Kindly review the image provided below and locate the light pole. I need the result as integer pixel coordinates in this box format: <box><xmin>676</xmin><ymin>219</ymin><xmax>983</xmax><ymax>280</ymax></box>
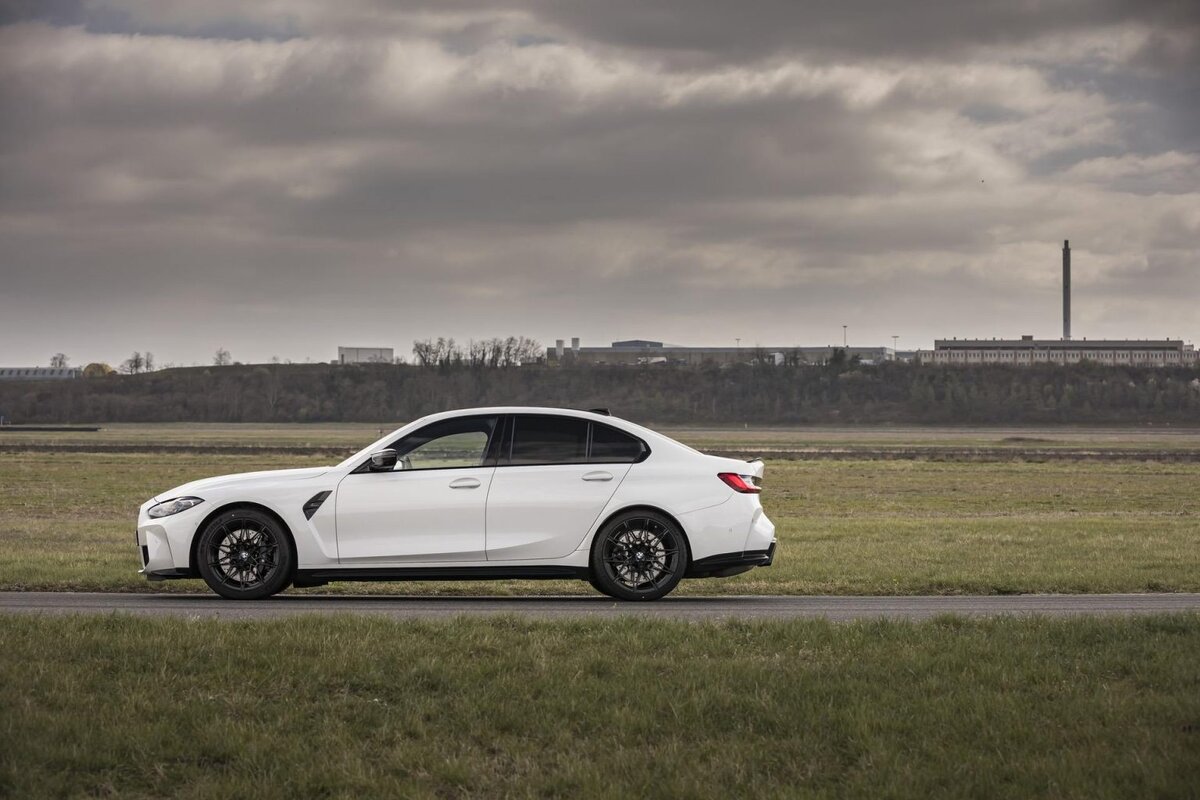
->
<box><xmin>842</xmin><ymin>326</ymin><xmax>847</xmax><ymax>348</ymax></box>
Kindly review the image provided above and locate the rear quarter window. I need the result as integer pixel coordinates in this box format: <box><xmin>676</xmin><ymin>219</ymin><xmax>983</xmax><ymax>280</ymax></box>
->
<box><xmin>590</xmin><ymin>423</ymin><xmax>647</xmax><ymax>463</ymax></box>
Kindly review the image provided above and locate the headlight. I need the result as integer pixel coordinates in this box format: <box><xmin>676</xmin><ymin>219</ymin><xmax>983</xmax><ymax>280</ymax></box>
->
<box><xmin>147</xmin><ymin>497</ymin><xmax>204</xmax><ymax>518</ymax></box>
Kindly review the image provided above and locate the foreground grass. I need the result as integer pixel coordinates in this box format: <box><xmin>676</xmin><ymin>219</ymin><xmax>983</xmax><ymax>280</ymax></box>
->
<box><xmin>1</xmin><ymin>614</ymin><xmax>1198</xmax><ymax>799</ymax></box>
<box><xmin>1</xmin><ymin>451</ymin><xmax>1199</xmax><ymax>594</ymax></box>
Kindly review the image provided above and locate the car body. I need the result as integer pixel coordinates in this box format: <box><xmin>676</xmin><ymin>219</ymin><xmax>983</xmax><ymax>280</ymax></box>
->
<box><xmin>136</xmin><ymin>407</ymin><xmax>776</xmax><ymax>600</ymax></box>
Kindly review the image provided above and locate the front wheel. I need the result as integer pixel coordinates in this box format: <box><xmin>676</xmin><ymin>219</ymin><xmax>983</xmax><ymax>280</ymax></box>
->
<box><xmin>196</xmin><ymin>508</ymin><xmax>294</xmax><ymax>600</ymax></box>
<box><xmin>589</xmin><ymin>511</ymin><xmax>688</xmax><ymax>601</ymax></box>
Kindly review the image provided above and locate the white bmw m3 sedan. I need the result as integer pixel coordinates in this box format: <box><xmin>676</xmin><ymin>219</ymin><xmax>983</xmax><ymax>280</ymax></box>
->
<box><xmin>136</xmin><ymin>407</ymin><xmax>776</xmax><ymax>600</ymax></box>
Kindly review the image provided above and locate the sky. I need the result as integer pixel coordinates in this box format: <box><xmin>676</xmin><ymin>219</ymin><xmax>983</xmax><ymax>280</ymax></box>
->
<box><xmin>1</xmin><ymin>0</ymin><xmax>1197</xmax><ymax>367</ymax></box>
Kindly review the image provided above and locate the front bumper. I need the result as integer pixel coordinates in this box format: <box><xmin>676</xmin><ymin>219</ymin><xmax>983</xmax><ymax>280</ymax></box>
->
<box><xmin>136</xmin><ymin>506</ymin><xmax>204</xmax><ymax>579</ymax></box>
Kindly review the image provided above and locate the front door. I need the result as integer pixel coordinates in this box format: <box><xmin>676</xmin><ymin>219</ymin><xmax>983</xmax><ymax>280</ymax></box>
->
<box><xmin>335</xmin><ymin>415</ymin><xmax>500</xmax><ymax>563</ymax></box>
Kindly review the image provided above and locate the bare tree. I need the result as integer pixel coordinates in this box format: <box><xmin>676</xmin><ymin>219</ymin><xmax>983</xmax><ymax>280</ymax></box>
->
<box><xmin>412</xmin><ymin>338</ymin><xmax>463</xmax><ymax>367</ymax></box>
<box><xmin>513</xmin><ymin>336</ymin><xmax>543</xmax><ymax>365</ymax></box>
<box><xmin>143</xmin><ymin>352</ymin><xmax>155</xmax><ymax>372</ymax></box>
<box><xmin>412</xmin><ymin>339</ymin><xmax>437</xmax><ymax>366</ymax></box>
<box><xmin>120</xmin><ymin>351</ymin><xmax>145</xmax><ymax>374</ymax></box>
<box><xmin>213</xmin><ymin>347</ymin><xmax>232</xmax><ymax>366</ymax></box>
<box><xmin>467</xmin><ymin>339</ymin><xmax>489</xmax><ymax>367</ymax></box>
<box><xmin>49</xmin><ymin>353</ymin><xmax>69</xmax><ymax>368</ymax></box>
<box><xmin>415</xmin><ymin>336</ymin><xmax>542</xmax><ymax>368</ymax></box>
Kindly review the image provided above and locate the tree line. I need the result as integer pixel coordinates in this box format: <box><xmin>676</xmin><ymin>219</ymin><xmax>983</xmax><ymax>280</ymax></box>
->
<box><xmin>2</xmin><ymin>361</ymin><xmax>1199</xmax><ymax>425</ymax></box>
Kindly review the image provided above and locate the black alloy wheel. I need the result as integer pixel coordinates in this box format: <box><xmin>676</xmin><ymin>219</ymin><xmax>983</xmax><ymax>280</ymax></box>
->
<box><xmin>589</xmin><ymin>511</ymin><xmax>688</xmax><ymax>601</ymax></box>
<box><xmin>196</xmin><ymin>508</ymin><xmax>295</xmax><ymax>600</ymax></box>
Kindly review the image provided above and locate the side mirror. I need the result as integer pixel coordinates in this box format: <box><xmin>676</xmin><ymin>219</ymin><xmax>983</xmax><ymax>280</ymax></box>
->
<box><xmin>368</xmin><ymin>449</ymin><xmax>399</xmax><ymax>472</ymax></box>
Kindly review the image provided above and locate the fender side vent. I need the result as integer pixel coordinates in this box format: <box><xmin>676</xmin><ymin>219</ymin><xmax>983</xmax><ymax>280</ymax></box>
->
<box><xmin>303</xmin><ymin>491</ymin><xmax>331</xmax><ymax>520</ymax></box>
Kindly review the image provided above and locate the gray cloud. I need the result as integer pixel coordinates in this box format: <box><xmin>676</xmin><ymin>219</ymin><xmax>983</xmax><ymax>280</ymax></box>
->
<box><xmin>0</xmin><ymin>1</ymin><xmax>1197</xmax><ymax>367</ymax></box>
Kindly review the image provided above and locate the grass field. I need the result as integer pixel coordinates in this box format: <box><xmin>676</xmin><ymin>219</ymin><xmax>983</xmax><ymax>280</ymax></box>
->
<box><xmin>2</xmin><ymin>614</ymin><xmax>1197</xmax><ymax>799</ymax></box>
<box><xmin>1</xmin><ymin>424</ymin><xmax>1198</xmax><ymax>594</ymax></box>
<box><xmin>3</xmin><ymin>426</ymin><xmax>1198</xmax><ymax>799</ymax></box>
<box><xmin>4</xmin><ymin>422</ymin><xmax>1200</xmax><ymax>451</ymax></box>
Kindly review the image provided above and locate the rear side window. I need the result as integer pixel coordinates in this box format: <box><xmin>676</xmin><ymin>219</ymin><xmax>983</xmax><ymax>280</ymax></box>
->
<box><xmin>590</xmin><ymin>423</ymin><xmax>647</xmax><ymax>463</ymax></box>
<box><xmin>510</xmin><ymin>415</ymin><xmax>589</xmax><ymax>465</ymax></box>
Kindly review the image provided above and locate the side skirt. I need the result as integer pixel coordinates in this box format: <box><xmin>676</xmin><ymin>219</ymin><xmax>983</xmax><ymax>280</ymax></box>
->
<box><xmin>295</xmin><ymin>565</ymin><xmax>590</xmax><ymax>583</ymax></box>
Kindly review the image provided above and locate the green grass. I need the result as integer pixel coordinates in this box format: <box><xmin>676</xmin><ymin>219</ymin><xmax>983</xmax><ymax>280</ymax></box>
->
<box><xmin>1</xmin><ymin>614</ymin><xmax>1198</xmax><ymax>799</ymax></box>
<box><xmin>1</xmin><ymin>451</ymin><xmax>1199</xmax><ymax>594</ymax></box>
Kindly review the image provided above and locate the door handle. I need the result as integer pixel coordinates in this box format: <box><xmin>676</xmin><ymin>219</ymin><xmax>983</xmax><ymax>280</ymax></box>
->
<box><xmin>449</xmin><ymin>477</ymin><xmax>481</xmax><ymax>489</ymax></box>
<box><xmin>582</xmin><ymin>471</ymin><xmax>614</xmax><ymax>482</ymax></box>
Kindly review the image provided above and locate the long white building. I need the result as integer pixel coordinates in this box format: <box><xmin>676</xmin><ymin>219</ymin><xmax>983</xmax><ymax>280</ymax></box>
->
<box><xmin>920</xmin><ymin>337</ymin><xmax>1197</xmax><ymax>367</ymax></box>
<box><xmin>0</xmin><ymin>367</ymin><xmax>81</xmax><ymax>380</ymax></box>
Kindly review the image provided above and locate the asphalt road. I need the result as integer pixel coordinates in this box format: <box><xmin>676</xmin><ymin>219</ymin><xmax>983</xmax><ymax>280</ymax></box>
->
<box><xmin>2</xmin><ymin>592</ymin><xmax>1199</xmax><ymax>621</ymax></box>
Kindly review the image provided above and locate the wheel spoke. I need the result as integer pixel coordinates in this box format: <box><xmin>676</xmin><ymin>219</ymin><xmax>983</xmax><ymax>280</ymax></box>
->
<box><xmin>600</xmin><ymin>520</ymin><xmax>678</xmax><ymax>590</ymax></box>
<box><xmin>206</xmin><ymin>520</ymin><xmax>280</xmax><ymax>591</ymax></box>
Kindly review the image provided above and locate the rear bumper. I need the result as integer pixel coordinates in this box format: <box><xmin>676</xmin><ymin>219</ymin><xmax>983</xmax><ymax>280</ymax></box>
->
<box><xmin>686</xmin><ymin>542</ymin><xmax>775</xmax><ymax>578</ymax></box>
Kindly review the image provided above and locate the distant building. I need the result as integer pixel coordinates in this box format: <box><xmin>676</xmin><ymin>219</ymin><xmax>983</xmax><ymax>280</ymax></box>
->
<box><xmin>924</xmin><ymin>241</ymin><xmax>1199</xmax><ymax>368</ymax></box>
<box><xmin>337</xmin><ymin>346</ymin><xmax>394</xmax><ymax>364</ymax></box>
<box><xmin>0</xmin><ymin>367</ymin><xmax>81</xmax><ymax>380</ymax></box>
<box><xmin>547</xmin><ymin>338</ymin><xmax>894</xmax><ymax>366</ymax></box>
<box><xmin>920</xmin><ymin>337</ymin><xmax>1198</xmax><ymax>367</ymax></box>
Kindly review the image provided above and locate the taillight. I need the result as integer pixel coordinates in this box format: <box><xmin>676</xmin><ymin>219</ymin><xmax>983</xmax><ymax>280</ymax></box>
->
<box><xmin>718</xmin><ymin>473</ymin><xmax>761</xmax><ymax>493</ymax></box>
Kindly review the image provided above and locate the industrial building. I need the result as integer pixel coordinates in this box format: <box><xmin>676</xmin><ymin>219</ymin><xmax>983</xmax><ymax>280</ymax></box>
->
<box><xmin>919</xmin><ymin>240</ymin><xmax>1197</xmax><ymax>367</ymax></box>
<box><xmin>336</xmin><ymin>346</ymin><xmax>394</xmax><ymax>364</ymax></box>
<box><xmin>923</xmin><ymin>338</ymin><xmax>1197</xmax><ymax>366</ymax></box>
<box><xmin>0</xmin><ymin>367</ymin><xmax>81</xmax><ymax>380</ymax></box>
<box><xmin>547</xmin><ymin>338</ymin><xmax>893</xmax><ymax>365</ymax></box>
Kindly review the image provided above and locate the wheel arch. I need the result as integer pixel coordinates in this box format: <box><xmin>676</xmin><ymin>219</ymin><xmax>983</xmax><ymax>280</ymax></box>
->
<box><xmin>589</xmin><ymin>504</ymin><xmax>692</xmax><ymax>566</ymax></box>
<box><xmin>188</xmin><ymin>501</ymin><xmax>298</xmax><ymax>578</ymax></box>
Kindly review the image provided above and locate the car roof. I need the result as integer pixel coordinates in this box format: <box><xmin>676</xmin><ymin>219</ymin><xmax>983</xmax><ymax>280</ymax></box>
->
<box><xmin>423</xmin><ymin>406</ymin><xmax>614</xmax><ymax>420</ymax></box>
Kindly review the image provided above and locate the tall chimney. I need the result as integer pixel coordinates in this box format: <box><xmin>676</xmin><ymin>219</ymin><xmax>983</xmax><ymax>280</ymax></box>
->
<box><xmin>1062</xmin><ymin>239</ymin><xmax>1071</xmax><ymax>340</ymax></box>
<box><xmin>555</xmin><ymin>339</ymin><xmax>564</xmax><ymax>359</ymax></box>
<box><xmin>571</xmin><ymin>337</ymin><xmax>580</xmax><ymax>353</ymax></box>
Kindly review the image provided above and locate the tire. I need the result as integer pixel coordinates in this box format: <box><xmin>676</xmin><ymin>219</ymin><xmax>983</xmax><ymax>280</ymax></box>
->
<box><xmin>586</xmin><ymin>574</ymin><xmax>616</xmax><ymax>599</ymax></box>
<box><xmin>195</xmin><ymin>508</ymin><xmax>295</xmax><ymax>600</ymax></box>
<box><xmin>589</xmin><ymin>510</ymin><xmax>689</xmax><ymax>601</ymax></box>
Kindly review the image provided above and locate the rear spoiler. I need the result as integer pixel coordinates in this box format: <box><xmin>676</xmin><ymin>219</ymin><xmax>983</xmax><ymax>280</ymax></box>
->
<box><xmin>744</xmin><ymin>457</ymin><xmax>765</xmax><ymax>479</ymax></box>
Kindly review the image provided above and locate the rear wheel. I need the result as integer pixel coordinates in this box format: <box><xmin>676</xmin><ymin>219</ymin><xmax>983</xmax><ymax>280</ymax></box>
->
<box><xmin>589</xmin><ymin>511</ymin><xmax>688</xmax><ymax>601</ymax></box>
<box><xmin>196</xmin><ymin>508</ymin><xmax>294</xmax><ymax>600</ymax></box>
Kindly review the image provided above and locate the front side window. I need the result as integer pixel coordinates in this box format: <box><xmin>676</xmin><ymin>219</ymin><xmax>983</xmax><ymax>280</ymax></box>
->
<box><xmin>389</xmin><ymin>415</ymin><xmax>498</xmax><ymax>470</ymax></box>
<box><xmin>509</xmin><ymin>415</ymin><xmax>589</xmax><ymax>465</ymax></box>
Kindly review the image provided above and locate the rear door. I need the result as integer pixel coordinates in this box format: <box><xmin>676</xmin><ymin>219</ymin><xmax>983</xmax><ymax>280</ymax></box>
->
<box><xmin>485</xmin><ymin>414</ymin><xmax>644</xmax><ymax>560</ymax></box>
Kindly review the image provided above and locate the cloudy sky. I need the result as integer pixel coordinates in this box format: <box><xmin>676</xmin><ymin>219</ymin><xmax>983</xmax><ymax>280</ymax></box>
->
<box><xmin>1</xmin><ymin>0</ymin><xmax>1197</xmax><ymax>367</ymax></box>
